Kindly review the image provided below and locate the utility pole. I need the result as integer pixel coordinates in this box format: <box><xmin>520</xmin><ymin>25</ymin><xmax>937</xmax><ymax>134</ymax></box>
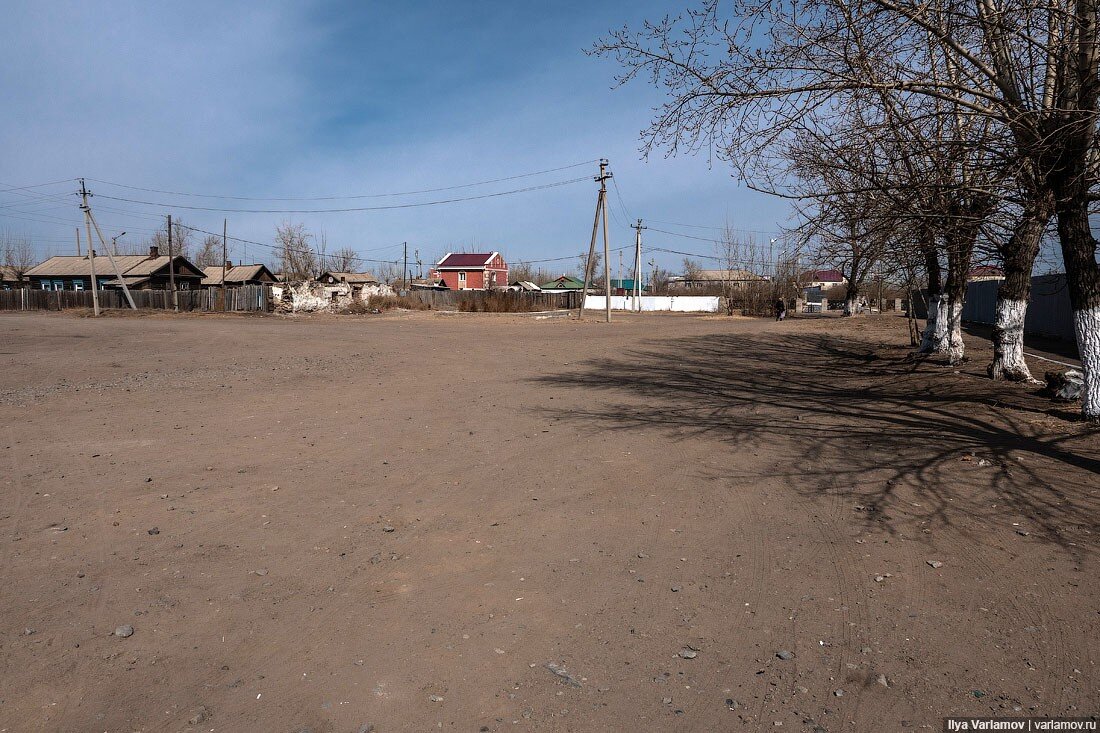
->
<box><xmin>632</xmin><ymin>219</ymin><xmax>646</xmax><ymax>312</ymax></box>
<box><xmin>649</xmin><ymin>258</ymin><xmax>657</xmax><ymax>296</ymax></box>
<box><xmin>80</xmin><ymin>179</ymin><xmax>99</xmax><ymax>316</ymax></box>
<box><xmin>414</xmin><ymin>249</ymin><xmax>422</xmax><ymax>279</ymax></box>
<box><xmin>222</xmin><ymin>218</ymin><xmax>228</xmax><ymax>313</ymax></box>
<box><xmin>76</xmin><ymin>227</ymin><xmax>81</xmax><ymax>256</ymax></box>
<box><xmin>167</xmin><ymin>214</ymin><xmax>178</xmax><ymax>311</ymax></box>
<box><xmin>111</xmin><ymin>231</ymin><xmax>125</xmax><ymax>256</ymax></box>
<box><xmin>403</xmin><ymin>242</ymin><xmax>408</xmax><ymax>291</ymax></box>
<box><xmin>578</xmin><ymin>159</ymin><xmax>613</xmax><ymax>322</ymax></box>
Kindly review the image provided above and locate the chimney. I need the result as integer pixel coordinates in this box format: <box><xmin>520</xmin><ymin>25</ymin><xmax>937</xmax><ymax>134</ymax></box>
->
<box><xmin>225</xmin><ymin>260</ymin><xmax>232</xmax><ymax>268</ymax></box>
<box><xmin>149</xmin><ymin>246</ymin><xmax>159</xmax><ymax>258</ymax></box>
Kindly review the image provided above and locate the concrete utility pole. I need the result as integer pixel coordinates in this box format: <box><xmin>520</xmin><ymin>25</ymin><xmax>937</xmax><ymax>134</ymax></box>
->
<box><xmin>111</xmin><ymin>231</ymin><xmax>125</xmax><ymax>256</ymax></box>
<box><xmin>578</xmin><ymin>159</ymin><xmax>613</xmax><ymax>323</ymax></box>
<box><xmin>222</xmin><ymin>218</ymin><xmax>228</xmax><ymax>313</ymax></box>
<box><xmin>76</xmin><ymin>227</ymin><xmax>81</xmax><ymax>256</ymax></box>
<box><xmin>632</xmin><ymin>219</ymin><xmax>646</xmax><ymax>312</ymax></box>
<box><xmin>649</xmin><ymin>258</ymin><xmax>657</xmax><ymax>296</ymax></box>
<box><xmin>80</xmin><ymin>179</ymin><xmax>99</xmax><ymax>316</ymax></box>
<box><xmin>167</xmin><ymin>214</ymin><xmax>178</xmax><ymax>311</ymax></box>
<box><xmin>86</xmin><ymin>207</ymin><xmax>136</xmax><ymax>310</ymax></box>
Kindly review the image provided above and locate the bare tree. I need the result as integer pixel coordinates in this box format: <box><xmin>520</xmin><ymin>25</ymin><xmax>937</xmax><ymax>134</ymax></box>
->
<box><xmin>592</xmin><ymin>0</ymin><xmax>1100</xmax><ymax>416</ymax></box>
<box><xmin>2</xmin><ymin>234</ymin><xmax>36</xmax><ymax>283</ymax></box>
<box><xmin>192</xmin><ymin>235</ymin><xmax>222</xmax><ymax>269</ymax></box>
<box><xmin>510</xmin><ymin>261</ymin><xmax>535</xmax><ymax>283</ymax></box>
<box><xmin>328</xmin><ymin>247</ymin><xmax>360</xmax><ymax>272</ymax></box>
<box><xmin>275</xmin><ymin>222</ymin><xmax>318</xmax><ymax>281</ymax></box>
<box><xmin>681</xmin><ymin>258</ymin><xmax>704</xmax><ymax>282</ymax></box>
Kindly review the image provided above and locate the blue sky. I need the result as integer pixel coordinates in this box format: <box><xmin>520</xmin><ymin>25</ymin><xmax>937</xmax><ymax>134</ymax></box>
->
<box><xmin>0</xmin><ymin>1</ymin><xmax>792</xmax><ymax>276</ymax></box>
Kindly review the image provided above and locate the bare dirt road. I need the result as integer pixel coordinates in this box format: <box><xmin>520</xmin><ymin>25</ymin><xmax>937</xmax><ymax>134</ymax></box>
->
<box><xmin>0</xmin><ymin>310</ymin><xmax>1096</xmax><ymax>732</ymax></box>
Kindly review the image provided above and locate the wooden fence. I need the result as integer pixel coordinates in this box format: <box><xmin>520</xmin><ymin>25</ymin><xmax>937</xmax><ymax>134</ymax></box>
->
<box><xmin>405</xmin><ymin>288</ymin><xmax>581</xmax><ymax>310</ymax></box>
<box><xmin>0</xmin><ymin>285</ymin><xmax>272</xmax><ymax>313</ymax></box>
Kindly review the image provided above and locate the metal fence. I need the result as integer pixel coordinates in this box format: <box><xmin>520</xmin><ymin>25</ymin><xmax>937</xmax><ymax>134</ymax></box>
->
<box><xmin>962</xmin><ymin>275</ymin><xmax>1075</xmax><ymax>341</ymax></box>
<box><xmin>0</xmin><ymin>285</ymin><xmax>272</xmax><ymax>313</ymax></box>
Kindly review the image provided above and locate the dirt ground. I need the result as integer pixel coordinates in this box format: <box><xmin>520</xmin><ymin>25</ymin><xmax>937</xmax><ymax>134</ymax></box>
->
<box><xmin>0</xmin><ymin>309</ymin><xmax>1097</xmax><ymax>732</ymax></box>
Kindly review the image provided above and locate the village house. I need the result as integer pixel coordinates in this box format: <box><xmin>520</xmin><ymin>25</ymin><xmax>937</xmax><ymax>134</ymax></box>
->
<box><xmin>201</xmin><ymin>262</ymin><xmax>279</xmax><ymax>288</ymax></box>
<box><xmin>25</xmin><ymin>247</ymin><xmax>205</xmax><ymax>291</ymax></box>
<box><xmin>801</xmin><ymin>268</ymin><xmax>847</xmax><ymax>290</ymax></box>
<box><xmin>968</xmin><ymin>265</ymin><xmax>1005</xmax><ymax>282</ymax></box>
<box><xmin>1</xmin><ymin>266</ymin><xmax>24</xmax><ymax>290</ymax></box>
<box><xmin>428</xmin><ymin>252</ymin><xmax>508</xmax><ymax>290</ymax></box>
<box><xmin>669</xmin><ymin>269</ymin><xmax>769</xmax><ymax>290</ymax></box>
<box><xmin>539</xmin><ymin>274</ymin><xmax>589</xmax><ymax>292</ymax></box>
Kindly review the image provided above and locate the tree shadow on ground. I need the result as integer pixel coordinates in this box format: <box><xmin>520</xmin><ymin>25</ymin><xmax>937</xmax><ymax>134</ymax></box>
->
<box><xmin>532</xmin><ymin>330</ymin><xmax>1100</xmax><ymax>554</ymax></box>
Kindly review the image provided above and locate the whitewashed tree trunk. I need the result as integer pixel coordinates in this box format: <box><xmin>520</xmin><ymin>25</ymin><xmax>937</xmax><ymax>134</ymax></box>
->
<box><xmin>945</xmin><ymin>298</ymin><xmax>965</xmax><ymax>364</ymax></box>
<box><xmin>989</xmin><ymin>298</ymin><xmax>1037</xmax><ymax>382</ymax></box>
<box><xmin>843</xmin><ymin>297</ymin><xmax>859</xmax><ymax>316</ymax></box>
<box><xmin>919</xmin><ymin>294</ymin><xmax>948</xmax><ymax>353</ymax></box>
<box><xmin>1073</xmin><ymin>306</ymin><xmax>1100</xmax><ymax>419</ymax></box>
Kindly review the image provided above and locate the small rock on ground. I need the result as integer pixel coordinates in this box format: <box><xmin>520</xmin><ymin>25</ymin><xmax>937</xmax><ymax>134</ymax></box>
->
<box><xmin>776</xmin><ymin>650</ymin><xmax>794</xmax><ymax>660</ymax></box>
<box><xmin>114</xmin><ymin>624</ymin><xmax>134</xmax><ymax>638</ymax></box>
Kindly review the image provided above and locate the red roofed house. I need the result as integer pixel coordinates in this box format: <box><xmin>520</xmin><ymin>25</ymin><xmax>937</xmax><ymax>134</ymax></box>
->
<box><xmin>429</xmin><ymin>252</ymin><xmax>508</xmax><ymax>290</ymax></box>
<box><xmin>802</xmin><ymin>268</ymin><xmax>847</xmax><ymax>289</ymax></box>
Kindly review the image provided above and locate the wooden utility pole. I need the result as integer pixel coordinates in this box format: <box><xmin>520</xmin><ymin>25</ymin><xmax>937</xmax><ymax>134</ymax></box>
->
<box><xmin>578</xmin><ymin>159</ymin><xmax>613</xmax><ymax>322</ymax></box>
<box><xmin>632</xmin><ymin>219</ymin><xmax>646</xmax><ymax>312</ymax></box>
<box><xmin>403</xmin><ymin>242</ymin><xmax>408</xmax><ymax>291</ymax></box>
<box><xmin>80</xmin><ymin>179</ymin><xmax>99</xmax><ymax>316</ymax></box>
<box><xmin>222</xmin><ymin>218</ymin><xmax>228</xmax><ymax>313</ymax></box>
<box><xmin>167</xmin><ymin>214</ymin><xmax>178</xmax><ymax>311</ymax></box>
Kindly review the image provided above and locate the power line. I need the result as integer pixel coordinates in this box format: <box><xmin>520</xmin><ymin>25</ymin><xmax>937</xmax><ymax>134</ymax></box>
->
<box><xmin>92</xmin><ymin>176</ymin><xmax>591</xmax><ymax>214</ymax></box>
<box><xmin>84</xmin><ymin>160</ymin><xmax>599</xmax><ymax>202</ymax></box>
<box><xmin>0</xmin><ymin>179</ymin><xmax>75</xmax><ymax>194</ymax></box>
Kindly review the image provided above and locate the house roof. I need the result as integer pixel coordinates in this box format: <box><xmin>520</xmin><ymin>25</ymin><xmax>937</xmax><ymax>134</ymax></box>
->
<box><xmin>26</xmin><ymin>254</ymin><xmax>204</xmax><ymax>279</ymax></box>
<box><xmin>804</xmin><ymin>268</ymin><xmax>845</xmax><ymax>282</ymax></box>
<box><xmin>202</xmin><ymin>264</ymin><xmax>277</xmax><ymax>286</ymax></box>
<box><xmin>0</xmin><ymin>265</ymin><xmax>21</xmax><ymax>282</ymax></box>
<box><xmin>682</xmin><ymin>269</ymin><xmax>767</xmax><ymax>282</ymax></box>
<box><xmin>316</xmin><ymin>270</ymin><xmax>379</xmax><ymax>285</ymax></box>
<box><xmin>968</xmin><ymin>265</ymin><xmax>1005</xmax><ymax>279</ymax></box>
<box><xmin>435</xmin><ymin>252</ymin><xmax>501</xmax><ymax>268</ymax></box>
<box><xmin>539</xmin><ymin>275</ymin><xmax>588</xmax><ymax>289</ymax></box>
<box><xmin>509</xmin><ymin>280</ymin><xmax>541</xmax><ymax>291</ymax></box>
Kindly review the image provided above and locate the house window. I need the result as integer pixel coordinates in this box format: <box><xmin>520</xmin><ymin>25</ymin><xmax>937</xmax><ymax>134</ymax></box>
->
<box><xmin>458</xmin><ymin>271</ymin><xmax>467</xmax><ymax>288</ymax></box>
<box><xmin>40</xmin><ymin>281</ymin><xmax>50</xmax><ymax>291</ymax></box>
<box><xmin>52</xmin><ymin>280</ymin><xmax>65</xmax><ymax>291</ymax></box>
<box><xmin>179</xmin><ymin>281</ymin><xmax>190</xmax><ymax>290</ymax></box>
<box><xmin>72</xmin><ymin>281</ymin><xmax>84</xmax><ymax>291</ymax></box>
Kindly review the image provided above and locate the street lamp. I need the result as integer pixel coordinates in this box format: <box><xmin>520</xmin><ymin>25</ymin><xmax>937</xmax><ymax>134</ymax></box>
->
<box><xmin>110</xmin><ymin>231</ymin><xmax>126</xmax><ymax>256</ymax></box>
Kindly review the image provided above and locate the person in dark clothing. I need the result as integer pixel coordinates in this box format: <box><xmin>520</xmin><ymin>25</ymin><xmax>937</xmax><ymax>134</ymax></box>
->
<box><xmin>775</xmin><ymin>298</ymin><xmax>787</xmax><ymax>321</ymax></box>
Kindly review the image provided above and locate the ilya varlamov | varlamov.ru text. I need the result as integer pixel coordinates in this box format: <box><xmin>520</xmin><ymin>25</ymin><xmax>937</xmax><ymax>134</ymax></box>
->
<box><xmin>944</xmin><ymin>719</ymin><xmax>1097</xmax><ymax>731</ymax></box>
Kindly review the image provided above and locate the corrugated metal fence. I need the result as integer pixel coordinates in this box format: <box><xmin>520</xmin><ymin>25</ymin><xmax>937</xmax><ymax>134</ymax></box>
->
<box><xmin>0</xmin><ymin>285</ymin><xmax>272</xmax><ymax>313</ymax></box>
<box><xmin>962</xmin><ymin>275</ymin><xmax>1075</xmax><ymax>341</ymax></box>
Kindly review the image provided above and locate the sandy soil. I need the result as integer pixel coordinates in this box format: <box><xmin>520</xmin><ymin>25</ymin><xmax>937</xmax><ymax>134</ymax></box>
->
<box><xmin>0</xmin><ymin>309</ymin><xmax>1096</xmax><ymax>732</ymax></box>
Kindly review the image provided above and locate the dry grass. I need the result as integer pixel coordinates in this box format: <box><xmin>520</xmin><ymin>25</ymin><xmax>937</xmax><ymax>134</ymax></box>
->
<box><xmin>360</xmin><ymin>294</ymin><xmax>431</xmax><ymax>312</ymax></box>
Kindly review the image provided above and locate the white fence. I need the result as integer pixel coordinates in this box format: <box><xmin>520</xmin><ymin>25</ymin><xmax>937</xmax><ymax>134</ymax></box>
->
<box><xmin>583</xmin><ymin>295</ymin><xmax>721</xmax><ymax>313</ymax></box>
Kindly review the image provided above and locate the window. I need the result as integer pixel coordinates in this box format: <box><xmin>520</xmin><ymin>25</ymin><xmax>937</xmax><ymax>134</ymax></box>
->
<box><xmin>40</xmin><ymin>281</ymin><xmax>50</xmax><ymax>291</ymax></box>
<box><xmin>52</xmin><ymin>280</ymin><xmax>65</xmax><ymax>291</ymax></box>
<box><xmin>179</xmin><ymin>282</ymin><xmax>190</xmax><ymax>290</ymax></box>
<box><xmin>72</xmin><ymin>281</ymin><xmax>84</xmax><ymax>291</ymax></box>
